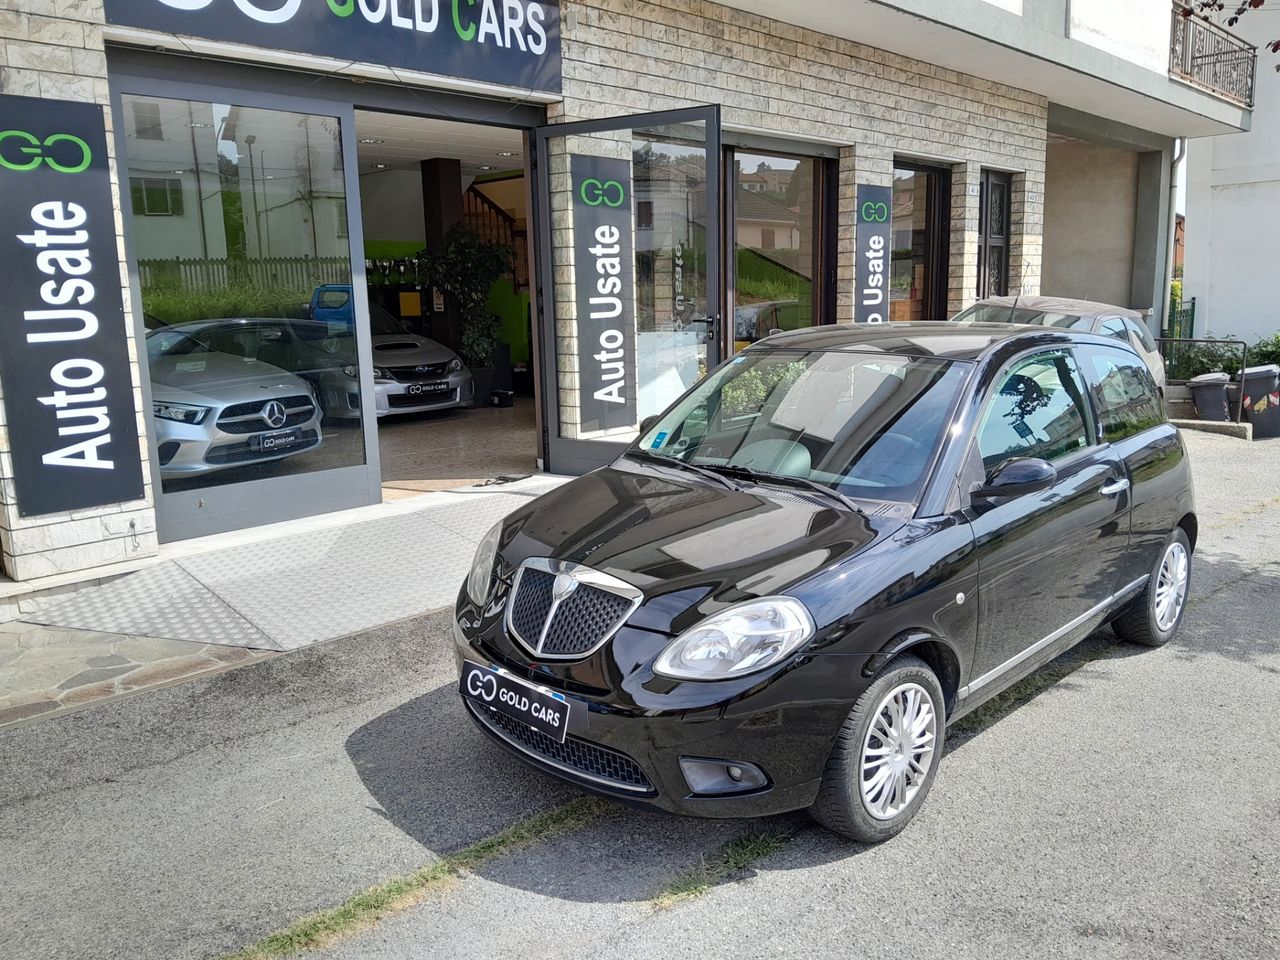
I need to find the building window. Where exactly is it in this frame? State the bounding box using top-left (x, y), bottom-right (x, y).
top-left (129, 177), bottom-right (185, 217)
top-left (891, 162), bottom-right (951, 320)
top-left (636, 199), bottom-right (654, 228)
top-left (336, 198), bottom-right (349, 239)
top-left (730, 150), bottom-right (827, 347)
top-left (979, 169), bottom-right (1012, 298)
top-left (131, 100), bottom-right (163, 141)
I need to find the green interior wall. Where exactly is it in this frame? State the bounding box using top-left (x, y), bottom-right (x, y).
top-left (488, 278), bottom-right (531, 365)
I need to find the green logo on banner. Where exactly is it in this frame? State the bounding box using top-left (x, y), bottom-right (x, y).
top-left (860, 200), bottom-right (888, 223)
top-left (0, 130), bottom-right (92, 174)
top-left (580, 178), bottom-right (625, 208)
top-left (327, 0), bottom-right (355, 15)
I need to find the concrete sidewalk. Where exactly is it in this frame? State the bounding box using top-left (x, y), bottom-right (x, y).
top-left (0, 475), bottom-right (567, 727)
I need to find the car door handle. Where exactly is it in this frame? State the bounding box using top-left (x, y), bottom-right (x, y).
top-left (1100, 478), bottom-right (1130, 496)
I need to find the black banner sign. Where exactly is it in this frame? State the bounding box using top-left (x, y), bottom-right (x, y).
top-left (855, 183), bottom-right (892, 324)
top-left (0, 96), bottom-right (145, 517)
top-left (105, 0), bottom-right (561, 94)
top-left (570, 154), bottom-right (636, 433)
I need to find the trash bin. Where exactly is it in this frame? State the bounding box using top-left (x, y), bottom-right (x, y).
top-left (1240, 364), bottom-right (1280, 439)
top-left (1189, 372), bottom-right (1231, 422)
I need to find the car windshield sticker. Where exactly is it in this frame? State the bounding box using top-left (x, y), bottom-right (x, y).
top-left (652, 431), bottom-right (668, 449)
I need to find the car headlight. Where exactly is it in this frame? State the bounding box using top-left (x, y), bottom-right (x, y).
top-left (447, 357), bottom-right (463, 373)
top-left (341, 364), bottom-right (358, 378)
top-left (373, 366), bottom-right (394, 381)
top-left (653, 597), bottom-right (814, 681)
top-left (153, 402), bottom-right (210, 424)
top-left (466, 521), bottom-right (504, 606)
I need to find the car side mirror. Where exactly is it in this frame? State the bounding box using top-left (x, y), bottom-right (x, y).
top-left (971, 457), bottom-right (1057, 504)
top-left (639, 415), bottom-right (659, 436)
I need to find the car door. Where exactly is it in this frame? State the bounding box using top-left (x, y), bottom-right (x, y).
top-left (1077, 343), bottom-right (1181, 586)
top-left (965, 348), bottom-right (1132, 688)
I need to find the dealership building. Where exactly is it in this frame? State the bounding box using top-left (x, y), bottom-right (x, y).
top-left (0, 0), bottom-right (1254, 588)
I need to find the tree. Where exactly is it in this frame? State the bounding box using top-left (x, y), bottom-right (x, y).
top-left (1182, 2), bottom-right (1280, 69)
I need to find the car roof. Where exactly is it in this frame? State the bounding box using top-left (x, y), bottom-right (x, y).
top-left (754, 321), bottom-right (1125, 362)
top-left (970, 295), bottom-right (1143, 320)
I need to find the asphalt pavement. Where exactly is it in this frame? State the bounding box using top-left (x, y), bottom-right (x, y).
top-left (1, 431), bottom-right (1277, 960)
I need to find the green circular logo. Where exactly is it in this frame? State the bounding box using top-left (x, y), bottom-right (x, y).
top-left (327, 0), bottom-right (355, 15)
top-left (860, 200), bottom-right (888, 223)
top-left (0, 130), bottom-right (92, 174)
top-left (580, 178), bottom-right (625, 207)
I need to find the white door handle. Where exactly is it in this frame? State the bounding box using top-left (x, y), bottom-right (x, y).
top-left (1100, 478), bottom-right (1130, 496)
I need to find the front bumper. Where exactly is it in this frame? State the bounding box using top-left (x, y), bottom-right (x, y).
top-left (155, 411), bottom-right (323, 478)
top-left (376, 370), bottom-right (474, 417)
top-left (452, 618), bottom-right (855, 818)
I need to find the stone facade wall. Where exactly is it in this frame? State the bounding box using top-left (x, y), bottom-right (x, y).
top-left (0, 0), bottom-right (158, 580)
top-left (545, 0), bottom-right (1048, 425)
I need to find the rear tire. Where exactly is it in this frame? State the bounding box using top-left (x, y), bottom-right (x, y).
top-left (809, 654), bottom-right (945, 843)
top-left (1113, 528), bottom-right (1192, 648)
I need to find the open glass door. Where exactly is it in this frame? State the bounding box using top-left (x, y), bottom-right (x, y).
top-left (534, 106), bottom-right (721, 474)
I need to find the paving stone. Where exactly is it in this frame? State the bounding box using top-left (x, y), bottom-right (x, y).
top-left (115, 656), bottom-right (219, 691)
top-left (56, 665), bottom-right (138, 690)
top-left (85, 654), bottom-right (131, 668)
top-left (0, 699), bottom-right (59, 725)
top-left (112, 635), bottom-right (208, 662)
top-left (58, 681), bottom-right (122, 708)
top-left (200, 645), bottom-right (256, 665)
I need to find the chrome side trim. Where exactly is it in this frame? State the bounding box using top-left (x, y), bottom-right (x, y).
top-left (464, 698), bottom-right (654, 794)
top-left (960, 575), bottom-right (1149, 699)
top-left (503, 557), bottom-right (644, 661)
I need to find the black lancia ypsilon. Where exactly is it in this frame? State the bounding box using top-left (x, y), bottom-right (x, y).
top-left (455, 323), bottom-right (1195, 841)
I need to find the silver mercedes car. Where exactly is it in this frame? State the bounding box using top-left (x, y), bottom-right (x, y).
top-left (147, 329), bottom-right (323, 478)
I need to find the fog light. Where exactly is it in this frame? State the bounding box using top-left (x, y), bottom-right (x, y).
top-left (679, 757), bottom-right (768, 796)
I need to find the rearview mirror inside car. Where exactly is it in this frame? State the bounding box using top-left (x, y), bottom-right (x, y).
top-left (971, 457), bottom-right (1057, 504)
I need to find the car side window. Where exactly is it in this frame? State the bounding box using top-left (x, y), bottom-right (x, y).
top-left (1123, 318), bottom-right (1157, 353)
top-left (1099, 318), bottom-right (1129, 342)
top-left (976, 352), bottom-right (1091, 477)
top-left (1081, 346), bottom-right (1164, 443)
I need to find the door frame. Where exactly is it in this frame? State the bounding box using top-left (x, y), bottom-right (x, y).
top-left (892, 159), bottom-right (952, 320)
top-left (532, 105), bottom-right (722, 476)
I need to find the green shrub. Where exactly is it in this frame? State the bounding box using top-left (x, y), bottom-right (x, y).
top-left (142, 286), bottom-right (311, 325)
top-left (1250, 333), bottom-right (1280, 367)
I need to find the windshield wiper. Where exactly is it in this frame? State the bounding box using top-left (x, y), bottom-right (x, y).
top-left (623, 448), bottom-right (738, 491)
top-left (701, 463), bottom-right (864, 513)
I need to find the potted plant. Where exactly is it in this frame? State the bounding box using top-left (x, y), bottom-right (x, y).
top-left (416, 226), bottom-right (513, 406)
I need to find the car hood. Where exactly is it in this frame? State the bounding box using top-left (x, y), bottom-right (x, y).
top-left (371, 334), bottom-right (458, 367)
top-left (148, 352), bottom-right (310, 405)
top-left (499, 458), bottom-right (905, 636)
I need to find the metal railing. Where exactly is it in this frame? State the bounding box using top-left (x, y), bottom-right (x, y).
top-left (1170, 3), bottom-right (1257, 106)
top-left (1158, 336), bottom-right (1249, 422)
top-left (1166, 295), bottom-right (1196, 340)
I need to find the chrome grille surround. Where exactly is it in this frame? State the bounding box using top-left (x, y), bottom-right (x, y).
top-left (504, 557), bottom-right (643, 661)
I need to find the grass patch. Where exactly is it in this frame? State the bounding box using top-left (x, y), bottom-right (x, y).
top-left (218, 795), bottom-right (610, 960)
top-left (652, 828), bottom-right (795, 910)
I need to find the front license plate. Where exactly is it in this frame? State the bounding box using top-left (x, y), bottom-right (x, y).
top-left (407, 381), bottom-right (449, 396)
top-left (255, 427), bottom-right (301, 452)
top-left (460, 662), bottom-right (571, 743)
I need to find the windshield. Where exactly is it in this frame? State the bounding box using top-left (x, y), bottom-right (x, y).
top-left (369, 303), bottom-right (413, 336)
top-left (952, 304), bottom-right (1092, 329)
top-left (636, 349), bottom-right (968, 504)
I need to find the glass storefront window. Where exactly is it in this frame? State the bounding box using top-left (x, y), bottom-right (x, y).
top-left (122, 95), bottom-right (364, 493)
top-left (731, 152), bottom-right (819, 349)
top-left (890, 165), bottom-right (949, 320)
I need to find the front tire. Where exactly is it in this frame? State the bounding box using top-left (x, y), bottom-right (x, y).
top-left (1113, 528), bottom-right (1192, 647)
top-left (810, 654), bottom-right (945, 843)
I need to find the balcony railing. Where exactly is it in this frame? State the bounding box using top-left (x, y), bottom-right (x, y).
top-left (1170, 2), bottom-right (1257, 106)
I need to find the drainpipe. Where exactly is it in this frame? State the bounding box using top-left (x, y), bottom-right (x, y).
top-left (1162, 137), bottom-right (1186, 334)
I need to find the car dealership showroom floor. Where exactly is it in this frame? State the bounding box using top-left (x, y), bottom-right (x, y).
top-left (378, 402), bottom-right (539, 497)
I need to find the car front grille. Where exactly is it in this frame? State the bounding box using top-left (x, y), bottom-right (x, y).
top-left (387, 390), bottom-right (457, 408)
top-left (388, 363), bottom-right (450, 382)
top-left (217, 396), bottom-right (316, 434)
top-left (467, 699), bottom-right (654, 793)
top-left (204, 429), bottom-right (320, 465)
top-left (506, 562), bottom-right (641, 659)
